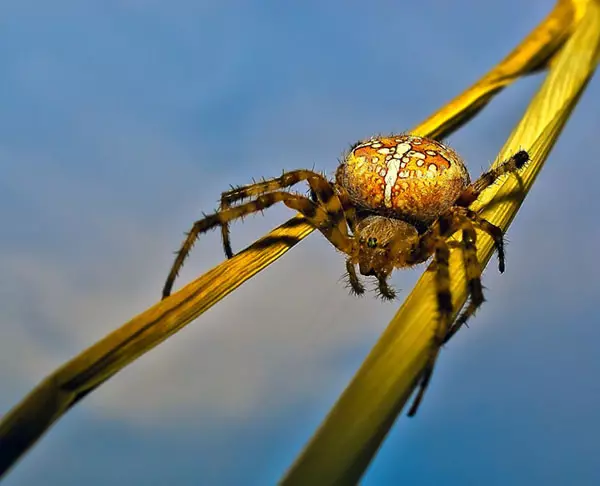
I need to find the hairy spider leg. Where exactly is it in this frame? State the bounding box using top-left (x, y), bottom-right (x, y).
top-left (219, 170), bottom-right (321, 258)
top-left (219, 169), bottom-right (356, 258)
top-left (443, 209), bottom-right (505, 344)
top-left (165, 192), bottom-right (315, 298)
top-left (284, 193), bottom-right (354, 254)
top-left (461, 208), bottom-right (506, 272)
top-left (452, 222), bottom-right (485, 331)
top-left (456, 150), bottom-right (529, 207)
top-left (333, 186), bottom-right (358, 234)
top-left (376, 274), bottom-right (397, 300)
top-left (345, 259), bottom-right (365, 295)
top-left (407, 237), bottom-right (453, 416)
top-left (163, 189), bottom-right (355, 299)
top-left (435, 150), bottom-right (527, 343)
top-left (403, 208), bottom-right (494, 415)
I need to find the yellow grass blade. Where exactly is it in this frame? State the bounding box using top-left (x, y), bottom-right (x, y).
top-left (0, 0), bottom-right (581, 479)
top-left (280, 1), bottom-right (600, 484)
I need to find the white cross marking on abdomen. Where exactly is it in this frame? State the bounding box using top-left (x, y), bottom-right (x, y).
top-left (384, 142), bottom-right (411, 207)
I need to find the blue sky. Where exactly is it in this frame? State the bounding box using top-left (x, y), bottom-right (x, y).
top-left (2, 1), bottom-right (600, 484)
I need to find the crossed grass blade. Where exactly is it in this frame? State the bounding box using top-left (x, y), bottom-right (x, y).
top-left (0, 0), bottom-right (583, 480)
top-left (281, 1), bottom-right (600, 484)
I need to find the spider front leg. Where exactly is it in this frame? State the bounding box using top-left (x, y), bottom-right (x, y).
top-left (162, 190), bottom-right (353, 299)
top-left (218, 169), bottom-right (355, 258)
top-left (218, 171), bottom-right (320, 258)
top-left (164, 171), bottom-right (361, 298)
top-left (219, 194), bottom-right (235, 259)
top-left (219, 174), bottom-right (304, 259)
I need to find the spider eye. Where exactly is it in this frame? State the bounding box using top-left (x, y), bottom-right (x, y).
top-left (367, 237), bottom-right (378, 248)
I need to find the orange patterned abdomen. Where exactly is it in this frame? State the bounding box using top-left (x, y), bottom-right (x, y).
top-left (336, 135), bottom-right (470, 222)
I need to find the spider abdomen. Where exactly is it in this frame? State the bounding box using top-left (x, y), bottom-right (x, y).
top-left (336, 135), bottom-right (470, 222)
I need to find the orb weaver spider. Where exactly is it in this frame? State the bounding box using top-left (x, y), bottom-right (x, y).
top-left (162, 134), bottom-right (529, 415)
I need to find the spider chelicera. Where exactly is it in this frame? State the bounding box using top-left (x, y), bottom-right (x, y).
top-left (162, 134), bottom-right (529, 415)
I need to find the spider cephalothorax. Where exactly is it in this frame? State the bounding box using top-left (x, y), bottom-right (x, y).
top-left (162, 134), bottom-right (529, 414)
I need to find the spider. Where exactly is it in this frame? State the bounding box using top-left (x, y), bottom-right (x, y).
top-left (162, 134), bottom-right (529, 415)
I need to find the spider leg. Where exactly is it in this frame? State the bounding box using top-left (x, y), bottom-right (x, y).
top-left (458, 208), bottom-right (505, 273)
top-left (376, 274), bottom-right (396, 300)
top-left (443, 207), bottom-right (511, 343)
top-left (405, 209), bottom-right (488, 414)
top-left (444, 221), bottom-right (485, 344)
top-left (282, 180), bottom-right (355, 255)
top-left (219, 169), bottom-right (355, 258)
top-left (335, 186), bottom-right (358, 235)
top-left (303, 173), bottom-right (353, 242)
top-left (163, 190), bottom-right (354, 299)
top-left (345, 260), bottom-right (365, 295)
top-left (407, 236), bottom-right (453, 416)
top-left (219, 197), bottom-right (235, 259)
top-left (219, 171), bottom-right (320, 258)
top-left (456, 150), bottom-right (529, 207)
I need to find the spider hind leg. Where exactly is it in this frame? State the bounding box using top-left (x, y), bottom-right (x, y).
top-left (456, 150), bottom-right (530, 208)
top-left (444, 224), bottom-right (486, 343)
top-left (406, 210), bottom-right (490, 416)
top-left (407, 239), bottom-right (452, 416)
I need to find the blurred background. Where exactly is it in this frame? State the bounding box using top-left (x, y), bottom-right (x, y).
top-left (1, 1), bottom-right (599, 484)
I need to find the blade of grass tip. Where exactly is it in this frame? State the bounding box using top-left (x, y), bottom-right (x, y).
top-left (0, 0), bottom-right (580, 480)
top-left (281, 2), bottom-right (600, 485)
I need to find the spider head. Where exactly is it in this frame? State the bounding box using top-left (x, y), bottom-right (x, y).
top-left (355, 215), bottom-right (419, 277)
